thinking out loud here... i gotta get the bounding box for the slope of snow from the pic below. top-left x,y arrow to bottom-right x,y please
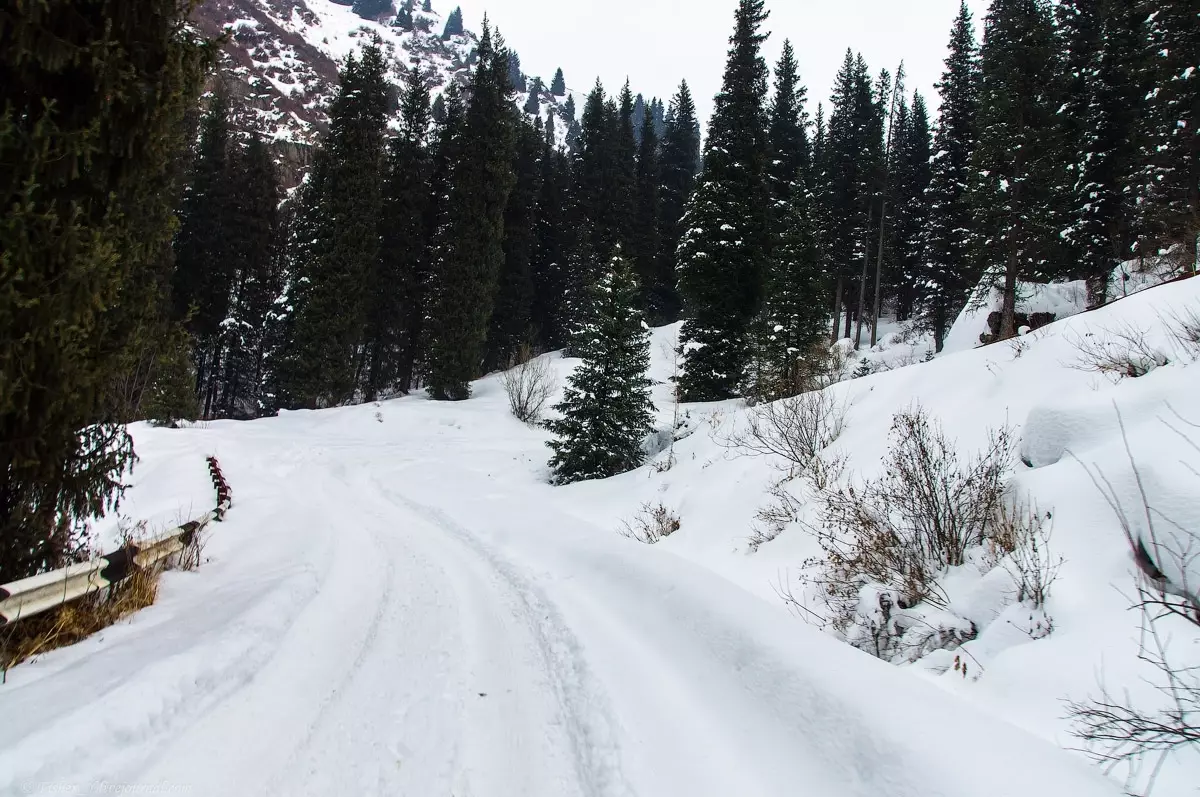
3,279 -> 1197,795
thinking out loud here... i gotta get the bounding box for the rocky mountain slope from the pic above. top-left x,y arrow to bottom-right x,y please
190,0 -> 582,187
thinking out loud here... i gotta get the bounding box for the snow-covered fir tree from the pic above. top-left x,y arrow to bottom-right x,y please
547,251 -> 655,485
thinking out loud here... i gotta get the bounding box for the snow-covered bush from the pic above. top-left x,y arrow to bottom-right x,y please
500,345 -> 556,425
802,407 -> 1016,655
1068,322 -> 1170,380
619,502 -> 681,545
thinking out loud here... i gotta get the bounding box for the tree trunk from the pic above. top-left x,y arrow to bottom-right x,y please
871,199 -> 888,347
854,204 -> 874,350
830,274 -> 844,343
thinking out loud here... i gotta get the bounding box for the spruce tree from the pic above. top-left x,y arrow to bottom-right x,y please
632,109 -> 663,320
1132,0 -> 1198,264
352,0 -> 392,20
766,40 -> 812,238
614,82 -> 639,250
368,65 -> 433,397
442,6 -> 464,38
919,2 -> 981,351
824,51 -> 882,343
751,178 -> 830,400
677,0 -> 772,401
525,76 -> 543,114
425,25 -> 517,399
173,91 -> 238,417
656,81 -> 700,324
274,46 -> 390,408
1063,0 -> 1148,306
487,118 -> 543,370
551,67 -> 567,96
547,252 -> 654,485
891,92 -> 932,322
970,0 -> 1068,340
0,0 -> 208,580
216,134 -> 283,418
531,119 -> 574,350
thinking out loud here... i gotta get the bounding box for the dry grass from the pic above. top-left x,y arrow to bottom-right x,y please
1,563 -> 162,673
1068,322 -> 1170,380
500,344 -> 557,425
619,502 -> 681,545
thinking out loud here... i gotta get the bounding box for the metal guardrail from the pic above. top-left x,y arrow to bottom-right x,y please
0,455 -> 232,627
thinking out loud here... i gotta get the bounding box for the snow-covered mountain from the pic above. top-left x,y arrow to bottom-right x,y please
191,0 -> 582,186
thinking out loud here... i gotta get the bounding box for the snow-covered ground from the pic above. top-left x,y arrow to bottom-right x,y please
3,277 -> 1198,795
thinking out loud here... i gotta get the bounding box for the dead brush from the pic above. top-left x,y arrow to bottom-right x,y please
619,502 -> 681,545
1068,322 -> 1170,380
1,562 -> 162,673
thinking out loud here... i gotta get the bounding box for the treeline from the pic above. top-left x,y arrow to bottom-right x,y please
677,0 -> 1199,402
176,27 -> 702,414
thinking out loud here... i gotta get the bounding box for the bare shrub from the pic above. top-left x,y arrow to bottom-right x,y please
1068,323 -> 1170,380
806,407 -> 1014,615
723,388 -> 847,475
1068,405 -> 1200,792
995,501 -> 1062,609
500,345 -> 557,424
1163,304 -> 1200,362
619,502 -> 681,545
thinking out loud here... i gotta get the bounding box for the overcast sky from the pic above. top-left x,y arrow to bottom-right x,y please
450,0 -> 992,126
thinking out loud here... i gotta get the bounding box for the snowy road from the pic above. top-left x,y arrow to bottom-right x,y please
0,393 -> 1120,797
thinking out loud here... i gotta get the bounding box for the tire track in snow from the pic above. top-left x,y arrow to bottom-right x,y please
378,482 -> 634,797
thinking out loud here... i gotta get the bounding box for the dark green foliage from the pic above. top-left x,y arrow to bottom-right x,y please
353,0 -> 393,20
677,0 -> 772,401
615,82 -> 638,250
574,82 -> 632,264
486,118 -> 543,371
215,135 -> 283,418
632,110 -> 663,322
656,80 -> 700,325
891,92 -> 932,322
969,0 -> 1068,340
531,122 -> 574,350
367,65 -> 433,397
750,180 -> 830,400
825,50 -> 885,343
0,0 -> 209,581
442,6 -> 464,39
525,76 -> 543,114
273,46 -> 390,408
508,51 -> 526,92
141,323 -> 201,428
766,40 -> 811,238
425,25 -> 518,399
551,67 -> 566,96
547,253 -> 654,484
396,2 -> 414,29
1062,0 -> 1148,306
1131,0 -> 1197,260
563,93 -> 577,120
423,0 -> 432,11
919,2 -> 981,352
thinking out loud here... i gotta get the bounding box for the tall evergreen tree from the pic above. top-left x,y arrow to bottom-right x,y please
824,50 -> 882,343
551,67 -> 566,96
425,24 -> 518,399
676,0 -> 772,400
216,135 -> 282,418
525,76 -> 543,114
969,0 -> 1067,340
1062,0 -> 1149,306
919,1 -> 981,351
442,6 -> 464,38
766,40 -> 811,238
751,177 -> 830,400
1132,0 -> 1198,265
531,117 -> 575,350
0,0 -> 208,580
367,65 -> 433,398
173,91 -> 238,416
632,109 -> 663,319
547,252 -> 654,485
890,92 -> 932,322
614,82 -> 639,249
655,80 -> 700,324
274,46 -> 390,408
487,118 -> 543,370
